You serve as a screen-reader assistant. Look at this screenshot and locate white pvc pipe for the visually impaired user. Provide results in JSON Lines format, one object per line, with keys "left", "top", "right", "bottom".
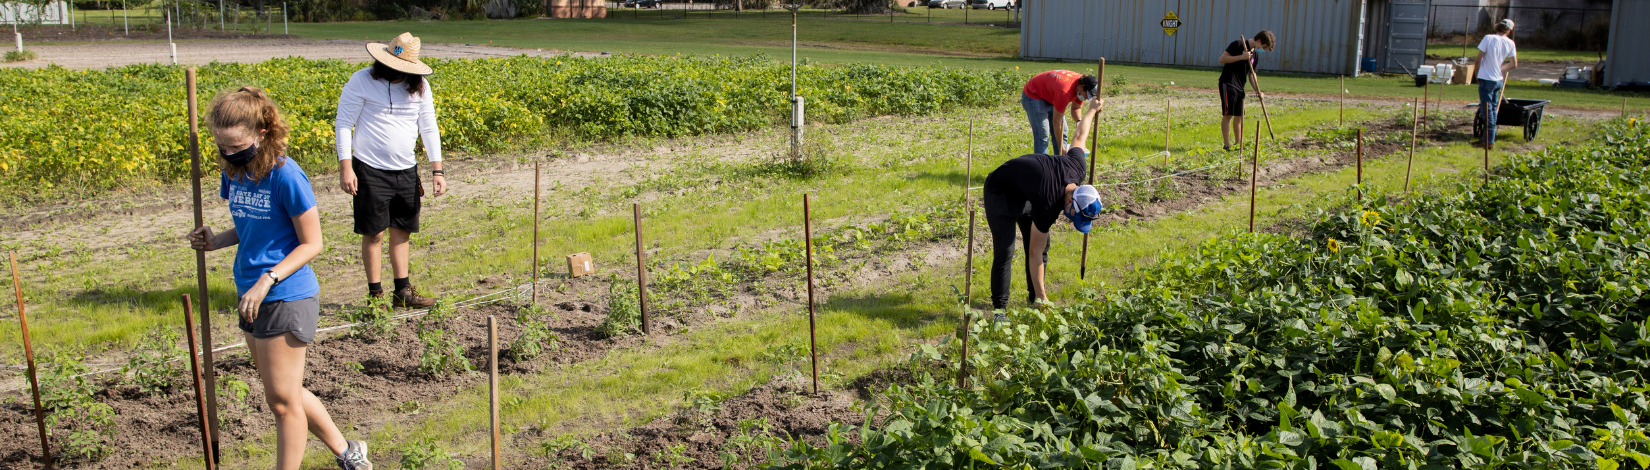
{"left": 14, "top": 32, "right": 20, "bottom": 53}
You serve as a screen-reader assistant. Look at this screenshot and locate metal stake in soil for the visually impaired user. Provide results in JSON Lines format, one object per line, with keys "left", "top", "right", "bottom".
{"left": 957, "top": 208, "right": 977, "bottom": 389}
{"left": 1356, "top": 127, "right": 1363, "bottom": 201}
{"left": 532, "top": 162, "right": 540, "bottom": 306}
{"left": 1249, "top": 120, "right": 1260, "bottom": 232}
{"left": 1406, "top": 98, "right": 1418, "bottom": 194}
{"left": 1078, "top": 58, "right": 1104, "bottom": 281}
{"left": 1239, "top": 36, "right": 1275, "bottom": 139}
{"left": 803, "top": 194, "right": 819, "bottom": 395}
{"left": 633, "top": 203, "right": 650, "bottom": 335}
{"left": 184, "top": 68, "right": 222, "bottom": 460}
{"left": 488, "top": 315, "right": 500, "bottom": 470}
{"left": 10, "top": 252, "right": 51, "bottom": 470}
{"left": 180, "top": 294, "right": 214, "bottom": 470}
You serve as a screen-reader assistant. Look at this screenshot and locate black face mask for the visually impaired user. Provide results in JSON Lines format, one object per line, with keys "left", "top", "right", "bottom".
{"left": 221, "top": 144, "right": 257, "bottom": 167}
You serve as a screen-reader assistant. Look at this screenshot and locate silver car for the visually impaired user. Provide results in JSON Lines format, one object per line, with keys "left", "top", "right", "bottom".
{"left": 928, "top": 0, "right": 965, "bottom": 8}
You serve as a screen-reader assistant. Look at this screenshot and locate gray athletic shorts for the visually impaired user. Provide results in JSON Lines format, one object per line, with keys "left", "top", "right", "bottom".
{"left": 238, "top": 296, "right": 320, "bottom": 344}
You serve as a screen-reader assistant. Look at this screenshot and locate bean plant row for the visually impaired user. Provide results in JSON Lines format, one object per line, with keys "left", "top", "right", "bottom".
{"left": 0, "top": 55, "right": 1017, "bottom": 198}
{"left": 775, "top": 120, "right": 1650, "bottom": 469}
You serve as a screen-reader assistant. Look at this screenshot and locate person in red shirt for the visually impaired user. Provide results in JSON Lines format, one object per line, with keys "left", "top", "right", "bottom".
{"left": 1022, "top": 70, "right": 1100, "bottom": 155}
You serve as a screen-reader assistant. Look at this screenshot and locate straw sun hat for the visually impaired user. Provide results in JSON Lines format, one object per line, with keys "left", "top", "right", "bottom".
{"left": 367, "top": 32, "right": 434, "bottom": 76}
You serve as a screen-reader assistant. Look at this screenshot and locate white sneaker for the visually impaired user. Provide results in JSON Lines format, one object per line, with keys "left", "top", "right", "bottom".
{"left": 336, "top": 440, "right": 372, "bottom": 470}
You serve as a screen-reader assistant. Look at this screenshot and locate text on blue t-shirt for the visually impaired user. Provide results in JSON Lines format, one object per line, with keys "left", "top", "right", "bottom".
{"left": 219, "top": 157, "right": 320, "bottom": 302}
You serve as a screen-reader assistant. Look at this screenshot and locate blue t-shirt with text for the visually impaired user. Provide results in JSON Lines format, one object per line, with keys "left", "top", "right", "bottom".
{"left": 220, "top": 157, "right": 320, "bottom": 301}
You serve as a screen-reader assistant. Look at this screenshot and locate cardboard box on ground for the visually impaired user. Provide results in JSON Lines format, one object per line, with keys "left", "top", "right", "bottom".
{"left": 567, "top": 252, "right": 594, "bottom": 277}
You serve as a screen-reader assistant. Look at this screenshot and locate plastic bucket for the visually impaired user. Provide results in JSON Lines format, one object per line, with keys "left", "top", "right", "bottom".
{"left": 1361, "top": 57, "right": 1378, "bottom": 73}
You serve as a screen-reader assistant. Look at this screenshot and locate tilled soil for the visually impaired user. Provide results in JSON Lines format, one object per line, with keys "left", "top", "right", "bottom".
{"left": 0, "top": 276, "right": 630, "bottom": 469}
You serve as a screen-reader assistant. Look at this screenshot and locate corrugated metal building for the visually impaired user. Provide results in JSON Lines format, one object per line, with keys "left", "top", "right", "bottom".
{"left": 1021, "top": 0, "right": 1434, "bottom": 77}
{"left": 1605, "top": 0, "right": 1649, "bottom": 87}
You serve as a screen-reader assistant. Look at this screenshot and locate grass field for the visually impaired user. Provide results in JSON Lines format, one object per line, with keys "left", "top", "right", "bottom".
{"left": 1426, "top": 42, "right": 1602, "bottom": 62}
{"left": 279, "top": 18, "right": 1649, "bottom": 112}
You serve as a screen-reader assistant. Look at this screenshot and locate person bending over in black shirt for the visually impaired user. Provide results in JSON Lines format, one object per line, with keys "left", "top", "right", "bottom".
{"left": 1217, "top": 30, "right": 1276, "bottom": 151}
{"left": 981, "top": 99, "right": 1107, "bottom": 310}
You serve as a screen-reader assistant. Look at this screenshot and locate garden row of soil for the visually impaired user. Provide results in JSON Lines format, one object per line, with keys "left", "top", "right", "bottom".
{"left": 0, "top": 110, "right": 1517, "bottom": 469}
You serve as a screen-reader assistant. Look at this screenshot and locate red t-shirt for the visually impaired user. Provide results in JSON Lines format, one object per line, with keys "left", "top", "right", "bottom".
{"left": 1023, "top": 70, "right": 1084, "bottom": 113}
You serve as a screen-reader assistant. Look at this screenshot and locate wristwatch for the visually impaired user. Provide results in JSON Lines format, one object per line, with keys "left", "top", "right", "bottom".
{"left": 431, "top": 169, "right": 446, "bottom": 176}
{"left": 265, "top": 270, "right": 283, "bottom": 286}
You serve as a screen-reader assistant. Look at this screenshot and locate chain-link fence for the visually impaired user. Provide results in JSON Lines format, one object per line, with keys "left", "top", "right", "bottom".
{"left": 39, "top": 0, "right": 292, "bottom": 35}
{"left": 1427, "top": 3, "right": 1611, "bottom": 52}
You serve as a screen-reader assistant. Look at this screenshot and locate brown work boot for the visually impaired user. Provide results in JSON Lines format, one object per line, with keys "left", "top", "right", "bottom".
{"left": 393, "top": 286, "right": 436, "bottom": 308}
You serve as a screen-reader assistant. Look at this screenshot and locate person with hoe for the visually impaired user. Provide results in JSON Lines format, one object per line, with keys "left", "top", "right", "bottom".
{"left": 186, "top": 88, "right": 374, "bottom": 470}
{"left": 983, "top": 99, "right": 1107, "bottom": 312}
{"left": 1474, "top": 19, "right": 1518, "bottom": 150}
{"left": 1021, "top": 69, "right": 1100, "bottom": 155}
{"left": 1217, "top": 30, "right": 1276, "bottom": 151}
{"left": 336, "top": 32, "right": 447, "bottom": 308}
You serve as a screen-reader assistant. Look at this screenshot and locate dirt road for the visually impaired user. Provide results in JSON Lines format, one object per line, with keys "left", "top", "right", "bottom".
{"left": 0, "top": 39, "right": 603, "bottom": 70}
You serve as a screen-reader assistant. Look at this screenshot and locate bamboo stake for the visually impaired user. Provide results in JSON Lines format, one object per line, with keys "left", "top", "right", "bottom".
{"left": 633, "top": 203, "right": 649, "bottom": 335}
{"left": 1078, "top": 58, "right": 1103, "bottom": 280}
{"left": 958, "top": 208, "right": 976, "bottom": 389}
{"left": 1356, "top": 127, "right": 1364, "bottom": 201}
{"left": 180, "top": 294, "right": 214, "bottom": 470}
{"left": 1406, "top": 98, "right": 1418, "bottom": 194}
{"left": 803, "top": 194, "right": 818, "bottom": 395}
{"left": 1249, "top": 120, "right": 1259, "bottom": 232}
{"left": 10, "top": 252, "right": 50, "bottom": 470}
{"left": 488, "top": 315, "right": 500, "bottom": 470}
{"left": 184, "top": 68, "right": 221, "bottom": 459}
{"left": 531, "top": 162, "right": 540, "bottom": 306}
{"left": 1239, "top": 36, "right": 1275, "bottom": 139}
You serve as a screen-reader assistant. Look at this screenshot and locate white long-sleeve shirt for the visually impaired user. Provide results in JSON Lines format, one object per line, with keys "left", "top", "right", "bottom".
{"left": 334, "top": 67, "right": 442, "bottom": 171}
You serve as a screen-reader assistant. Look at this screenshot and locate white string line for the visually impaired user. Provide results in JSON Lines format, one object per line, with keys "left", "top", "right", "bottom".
{"left": 968, "top": 154, "right": 1246, "bottom": 192}
{"left": 1, "top": 281, "right": 538, "bottom": 393}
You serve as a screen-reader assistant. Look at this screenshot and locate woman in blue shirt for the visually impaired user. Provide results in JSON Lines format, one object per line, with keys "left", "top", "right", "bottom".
{"left": 186, "top": 87, "right": 373, "bottom": 470}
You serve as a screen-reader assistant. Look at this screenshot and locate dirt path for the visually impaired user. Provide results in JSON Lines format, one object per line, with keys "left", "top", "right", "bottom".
{"left": 0, "top": 38, "right": 601, "bottom": 70}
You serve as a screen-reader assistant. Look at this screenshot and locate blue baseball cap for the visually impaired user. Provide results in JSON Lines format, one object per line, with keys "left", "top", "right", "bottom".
{"left": 1065, "top": 185, "right": 1103, "bottom": 233}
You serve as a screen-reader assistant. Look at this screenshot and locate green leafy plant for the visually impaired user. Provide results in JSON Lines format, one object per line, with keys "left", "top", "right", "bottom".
{"left": 341, "top": 294, "right": 397, "bottom": 342}
{"left": 599, "top": 274, "right": 642, "bottom": 338}
{"left": 722, "top": 417, "right": 785, "bottom": 468}
{"left": 123, "top": 325, "right": 186, "bottom": 395}
{"left": 399, "top": 437, "right": 464, "bottom": 470}
{"left": 416, "top": 327, "right": 473, "bottom": 377}
{"left": 652, "top": 443, "right": 697, "bottom": 469}
{"left": 784, "top": 120, "right": 1650, "bottom": 468}
{"left": 541, "top": 434, "right": 595, "bottom": 461}
{"left": 3, "top": 50, "right": 37, "bottom": 63}
{"left": 505, "top": 320, "right": 558, "bottom": 362}
{"left": 39, "top": 350, "right": 115, "bottom": 462}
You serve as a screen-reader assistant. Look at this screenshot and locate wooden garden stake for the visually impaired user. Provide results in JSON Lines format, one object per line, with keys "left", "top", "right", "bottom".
{"left": 1355, "top": 127, "right": 1364, "bottom": 201}
{"left": 1239, "top": 36, "right": 1275, "bottom": 139}
{"left": 633, "top": 203, "right": 649, "bottom": 335}
{"left": 1078, "top": 58, "right": 1103, "bottom": 281}
{"left": 1423, "top": 80, "right": 1430, "bottom": 124}
{"left": 1249, "top": 121, "right": 1259, "bottom": 232}
{"left": 1164, "top": 97, "right": 1171, "bottom": 152}
{"left": 10, "top": 252, "right": 51, "bottom": 470}
{"left": 1625, "top": 97, "right": 1630, "bottom": 117}
{"left": 184, "top": 68, "right": 222, "bottom": 457}
{"left": 1406, "top": 98, "right": 1418, "bottom": 194}
{"left": 1483, "top": 135, "right": 1490, "bottom": 184}
{"left": 803, "top": 194, "right": 819, "bottom": 395}
{"left": 1339, "top": 75, "right": 1345, "bottom": 127}
{"left": 958, "top": 208, "right": 976, "bottom": 389}
{"left": 180, "top": 294, "right": 214, "bottom": 470}
{"left": 964, "top": 119, "right": 973, "bottom": 203}
{"left": 488, "top": 315, "right": 500, "bottom": 470}
{"left": 531, "top": 162, "right": 540, "bottom": 306}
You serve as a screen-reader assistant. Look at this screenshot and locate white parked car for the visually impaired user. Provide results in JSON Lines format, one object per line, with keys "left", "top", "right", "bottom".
{"left": 968, "top": 0, "right": 1012, "bottom": 9}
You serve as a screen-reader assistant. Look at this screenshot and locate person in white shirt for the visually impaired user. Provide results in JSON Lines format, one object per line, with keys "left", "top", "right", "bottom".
{"left": 335, "top": 32, "right": 446, "bottom": 308}
{"left": 1474, "top": 19, "right": 1518, "bottom": 150}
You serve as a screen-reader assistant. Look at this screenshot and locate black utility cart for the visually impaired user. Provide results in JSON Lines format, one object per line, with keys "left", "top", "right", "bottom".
{"left": 1474, "top": 98, "right": 1551, "bottom": 142}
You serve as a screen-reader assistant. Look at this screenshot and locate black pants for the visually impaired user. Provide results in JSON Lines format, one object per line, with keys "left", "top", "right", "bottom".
{"left": 983, "top": 191, "right": 1049, "bottom": 309}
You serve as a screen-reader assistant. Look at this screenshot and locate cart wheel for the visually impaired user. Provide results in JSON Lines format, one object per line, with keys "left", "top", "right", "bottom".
{"left": 1473, "top": 108, "right": 1487, "bottom": 142}
{"left": 1524, "top": 112, "right": 1542, "bottom": 141}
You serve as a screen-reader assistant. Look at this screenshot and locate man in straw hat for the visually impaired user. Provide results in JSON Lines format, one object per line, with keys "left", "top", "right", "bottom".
{"left": 335, "top": 32, "right": 446, "bottom": 308}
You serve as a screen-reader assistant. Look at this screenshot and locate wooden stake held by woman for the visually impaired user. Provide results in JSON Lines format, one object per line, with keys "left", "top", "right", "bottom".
{"left": 1079, "top": 58, "right": 1104, "bottom": 280}
{"left": 184, "top": 67, "right": 222, "bottom": 457}
{"left": 958, "top": 208, "right": 976, "bottom": 389}
{"left": 10, "top": 252, "right": 51, "bottom": 469}
{"left": 180, "top": 294, "right": 215, "bottom": 470}
{"left": 803, "top": 194, "right": 819, "bottom": 394}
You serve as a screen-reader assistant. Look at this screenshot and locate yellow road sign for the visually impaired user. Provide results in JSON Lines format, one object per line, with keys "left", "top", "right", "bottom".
{"left": 1161, "top": 11, "right": 1181, "bottom": 35}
